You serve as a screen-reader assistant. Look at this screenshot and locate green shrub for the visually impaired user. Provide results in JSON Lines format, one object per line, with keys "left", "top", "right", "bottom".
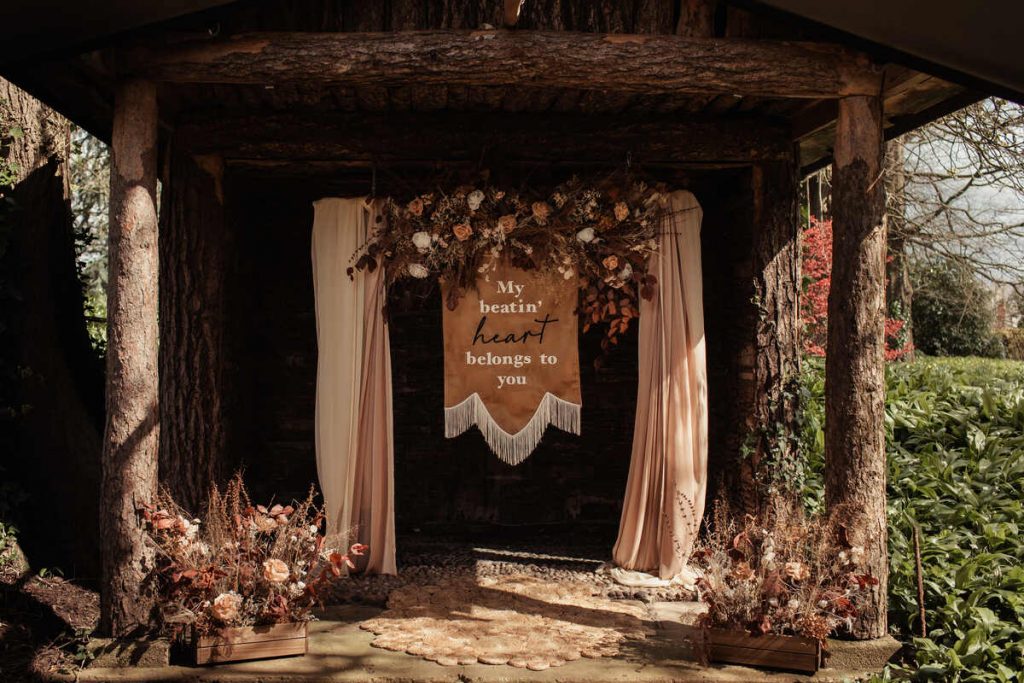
{"left": 911, "top": 260, "right": 1004, "bottom": 358}
{"left": 800, "top": 356, "right": 1024, "bottom": 681}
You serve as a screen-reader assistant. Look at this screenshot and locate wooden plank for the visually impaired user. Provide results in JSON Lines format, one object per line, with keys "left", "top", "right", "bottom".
{"left": 196, "top": 622, "right": 306, "bottom": 647}
{"left": 708, "top": 628, "right": 818, "bottom": 652}
{"left": 710, "top": 644, "right": 818, "bottom": 672}
{"left": 196, "top": 636, "right": 307, "bottom": 664}
{"left": 195, "top": 622, "right": 308, "bottom": 665}
{"left": 125, "top": 30, "right": 881, "bottom": 99}
{"left": 708, "top": 629, "right": 819, "bottom": 674}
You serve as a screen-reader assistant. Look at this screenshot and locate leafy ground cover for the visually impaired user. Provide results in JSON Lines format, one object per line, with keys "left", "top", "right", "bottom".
{"left": 801, "top": 357, "right": 1024, "bottom": 681}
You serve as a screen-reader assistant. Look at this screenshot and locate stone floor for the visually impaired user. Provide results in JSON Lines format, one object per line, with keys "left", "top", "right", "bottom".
{"left": 80, "top": 542, "right": 900, "bottom": 682}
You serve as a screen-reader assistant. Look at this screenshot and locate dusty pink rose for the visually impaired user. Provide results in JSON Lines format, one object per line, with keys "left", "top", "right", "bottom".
{"left": 614, "top": 201, "right": 629, "bottom": 221}
{"left": 531, "top": 201, "right": 551, "bottom": 221}
{"left": 602, "top": 255, "right": 620, "bottom": 271}
{"left": 263, "top": 558, "right": 290, "bottom": 584}
{"left": 407, "top": 197, "right": 424, "bottom": 216}
{"left": 452, "top": 223, "right": 473, "bottom": 242}
{"left": 211, "top": 592, "right": 242, "bottom": 623}
{"left": 497, "top": 214, "right": 517, "bottom": 235}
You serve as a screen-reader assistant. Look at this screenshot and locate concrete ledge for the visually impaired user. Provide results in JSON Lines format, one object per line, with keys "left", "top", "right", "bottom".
{"left": 826, "top": 635, "right": 902, "bottom": 674}
{"left": 78, "top": 606, "right": 902, "bottom": 682}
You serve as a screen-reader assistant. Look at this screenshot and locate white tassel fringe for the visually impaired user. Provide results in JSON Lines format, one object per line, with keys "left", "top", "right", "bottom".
{"left": 444, "top": 392, "right": 581, "bottom": 465}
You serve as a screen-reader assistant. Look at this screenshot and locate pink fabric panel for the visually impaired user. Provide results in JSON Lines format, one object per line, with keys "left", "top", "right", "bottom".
{"left": 613, "top": 190, "right": 708, "bottom": 579}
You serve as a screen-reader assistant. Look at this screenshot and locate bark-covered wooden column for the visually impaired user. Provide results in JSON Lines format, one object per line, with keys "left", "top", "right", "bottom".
{"left": 825, "top": 94, "right": 888, "bottom": 639}
{"left": 726, "top": 154, "right": 802, "bottom": 513}
{"left": 748, "top": 155, "right": 802, "bottom": 511}
{"left": 159, "top": 147, "right": 229, "bottom": 512}
{"left": 100, "top": 79, "right": 159, "bottom": 637}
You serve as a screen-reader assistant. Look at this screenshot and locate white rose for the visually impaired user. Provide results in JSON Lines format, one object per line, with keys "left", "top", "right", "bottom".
{"left": 411, "top": 231, "right": 432, "bottom": 253}
{"left": 467, "top": 190, "right": 485, "bottom": 211}
{"left": 849, "top": 546, "right": 866, "bottom": 566}
{"left": 210, "top": 592, "right": 242, "bottom": 623}
{"left": 619, "top": 263, "right": 633, "bottom": 281}
{"left": 407, "top": 263, "right": 429, "bottom": 279}
{"left": 576, "top": 227, "right": 595, "bottom": 243}
{"left": 263, "top": 558, "right": 290, "bottom": 583}
{"left": 767, "top": 597, "right": 779, "bottom": 607}
{"left": 787, "top": 598, "right": 800, "bottom": 610}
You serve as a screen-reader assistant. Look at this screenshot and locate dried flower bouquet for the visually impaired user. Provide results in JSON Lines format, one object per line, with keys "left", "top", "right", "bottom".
{"left": 350, "top": 173, "right": 667, "bottom": 354}
{"left": 691, "top": 503, "right": 879, "bottom": 650}
{"left": 142, "top": 474, "right": 364, "bottom": 638}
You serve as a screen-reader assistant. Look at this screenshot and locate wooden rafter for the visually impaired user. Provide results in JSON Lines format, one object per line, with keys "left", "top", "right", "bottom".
{"left": 126, "top": 30, "right": 880, "bottom": 99}
{"left": 176, "top": 112, "right": 796, "bottom": 165}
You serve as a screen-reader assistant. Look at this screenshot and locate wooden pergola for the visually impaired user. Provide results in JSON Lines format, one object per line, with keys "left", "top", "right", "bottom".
{"left": 2, "top": 0, "right": 1009, "bottom": 643}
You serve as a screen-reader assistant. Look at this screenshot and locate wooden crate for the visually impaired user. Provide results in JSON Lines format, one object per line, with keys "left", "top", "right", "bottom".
{"left": 707, "top": 629, "right": 821, "bottom": 674}
{"left": 193, "top": 622, "right": 308, "bottom": 665}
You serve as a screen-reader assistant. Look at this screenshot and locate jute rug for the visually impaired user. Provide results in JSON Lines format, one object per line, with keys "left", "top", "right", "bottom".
{"left": 360, "top": 572, "right": 653, "bottom": 669}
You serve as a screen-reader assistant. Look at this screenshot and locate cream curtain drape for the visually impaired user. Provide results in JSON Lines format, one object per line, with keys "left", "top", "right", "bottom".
{"left": 312, "top": 197, "right": 396, "bottom": 574}
{"left": 613, "top": 190, "right": 708, "bottom": 580}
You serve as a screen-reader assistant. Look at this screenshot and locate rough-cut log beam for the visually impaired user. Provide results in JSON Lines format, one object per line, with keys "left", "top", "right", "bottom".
{"left": 825, "top": 95, "right": 888, "bottom": 640}
{"left": 101, "top": 79, "right": 159, "bottom": 637}
{"left": 127, "top": 30, "right": 880, "bottom": 98}
{"left": 176, "top": 112, "right": 794, "bottom": 164}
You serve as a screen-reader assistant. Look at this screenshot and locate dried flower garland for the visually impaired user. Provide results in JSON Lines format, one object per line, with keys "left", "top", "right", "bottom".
{"left": 349, "top": 176, "right": 665, "bottom": 352}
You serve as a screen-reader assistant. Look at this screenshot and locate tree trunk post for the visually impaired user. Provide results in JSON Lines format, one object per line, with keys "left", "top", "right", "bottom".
{"left": 100, "top": 79, "right": 159, "bottom": 637}
{"left": 715, "top": 157, "right": 802, "bottom": 516}
{"left": 825, "top": 94, "right": 888, "bottom": 640}
{"left": 750, "top": 155, "right": 802, "bottom": 512}
{"left": 159, "top": 148, "right": 229, "bottom": 512}
{"left": 885, "top": 139, "right": 914, "bottom": 358}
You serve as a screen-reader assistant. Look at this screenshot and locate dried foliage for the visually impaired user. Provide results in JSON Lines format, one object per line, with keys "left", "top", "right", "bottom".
{"left": 692, "top": 501, "right": 878, "bottom": 649}
{"left": 350, "top": 173, "right": 665, "bottom": 355}
{"left": 142, "top": 474, "right": 364, "bottom": 637}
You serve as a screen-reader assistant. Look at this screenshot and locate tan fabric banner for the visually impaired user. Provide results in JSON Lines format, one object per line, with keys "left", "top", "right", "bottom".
{"left": 443, "top": 261, "right": 581, "bottom": 464}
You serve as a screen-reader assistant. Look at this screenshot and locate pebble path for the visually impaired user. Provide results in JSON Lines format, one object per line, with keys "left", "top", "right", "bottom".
{"left": 329, "top": 538, "right": 695, "bottom": 605}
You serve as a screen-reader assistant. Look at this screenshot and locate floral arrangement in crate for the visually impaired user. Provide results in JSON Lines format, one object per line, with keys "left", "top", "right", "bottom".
{"left": 350, "top": 173, "right": 666, "bottom": 354}
{"left": 142, "top": 474, "right": 364, "bottom": 637}
{"left": 691, "top": 503, "right": 879, "bottom": 649}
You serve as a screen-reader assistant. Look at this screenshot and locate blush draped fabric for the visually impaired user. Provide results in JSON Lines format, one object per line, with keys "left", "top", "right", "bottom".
{"left": 312, "top": 197, "right": 396, "bottom": 574}
{"left": 613, "top": 190, "right": 708, "bottom": 580}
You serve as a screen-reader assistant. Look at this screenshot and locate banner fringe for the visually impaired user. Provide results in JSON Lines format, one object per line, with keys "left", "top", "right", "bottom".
{"left": 444, "top": 393, "right": 581, "bottom": 466}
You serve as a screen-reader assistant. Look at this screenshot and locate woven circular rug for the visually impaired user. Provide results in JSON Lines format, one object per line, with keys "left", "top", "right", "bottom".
{"left": 360, "top": 572, "right": 654, "bottom": 669}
